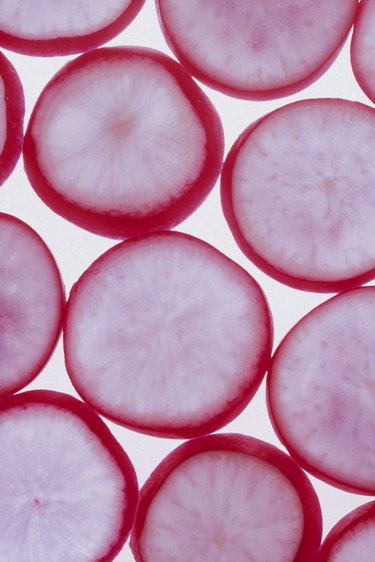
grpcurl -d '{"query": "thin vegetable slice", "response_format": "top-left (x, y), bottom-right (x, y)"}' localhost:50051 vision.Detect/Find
top-left (0, 51), bottom-right (24, 186)
top-left (351, 0), bottom-right (375, 103)
top-left (222, 98), bottom-right (375, 292)
top-left (0, 0), bottom-right (145, 56)
top-left (24, 47), bottom-right (223, 239)
top-left (0, 213), bottom-right (64, 396)
top-left (268, 287), bottom-right (375, 494)
top-left (131, 433), bottom-right (322, 562)
top-left (319, 501), bottom-right (375, 562)
top-left (0, 390), bottom-right (138, 562)
top-left (64, 232), bottom-right (272, 438)
top-left (156, 0), bottom-right (357, 100)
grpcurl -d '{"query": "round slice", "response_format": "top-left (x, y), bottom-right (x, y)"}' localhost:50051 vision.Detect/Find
top-left (351, 0), bottom-right (375, 103)
top-left (0, 213), bottom-right (64, 396)
top-left (0, 0), bottom-right (145, 56)
top-left (24, 47), bottom-right (223, 239)
top-left (131, 433), bottom-right (322, 562)
top-left (319, 502), bottom-right (375, 561)
top-left (268, 287), bottom-right (375, 494)
top-left (156, 0), bottom-right (357, 100)
top-left (0, 390), bottom-right (138, 562)
top-left (64, 231), bottom-right (272, 438)
top-left (0, 51), bottom-right (24, 186)
top-left (222, 98), bottom-right (375, 292)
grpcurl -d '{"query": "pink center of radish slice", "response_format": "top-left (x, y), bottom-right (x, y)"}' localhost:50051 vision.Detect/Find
top-left (139, 450), bottom-right (303, 562)
top-left (328, 515), bottom-right (375, 561)
top-left (0, 77), bottom-right (6, 154)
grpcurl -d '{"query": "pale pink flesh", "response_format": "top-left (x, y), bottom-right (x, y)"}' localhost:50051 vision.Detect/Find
top-left (327, 516), bottom-right (375, 561)
top-left (0, 75), bottom-right (6, 153)
top-left (351, 0), bottom-right (375, 103)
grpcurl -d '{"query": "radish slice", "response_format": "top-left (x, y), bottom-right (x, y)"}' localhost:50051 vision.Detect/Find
top-left (156, 0), bottom-right (357, 100)
top-left (268, 287), bottom-right (375, 494)
top-left (0, 0), bottom-right (145, 56)
top-left (0, 390), bottom-right (138, 562)
top-left (0, 213), bottom-right (64, 396)
top-left (0, 51), bottom-right (24, 187)
top-left (351, 0), bottom-right (375, 103)
top-left (130, 433), bottom-right (322, 562)
top-left (319, 501), bottom-right (375, 561)
top-left (221, 98), bottom-right (375, 292)
top-left (64, 232), bottom-right (272, 438)
top-left (23, 47), bottom-right (223, 239)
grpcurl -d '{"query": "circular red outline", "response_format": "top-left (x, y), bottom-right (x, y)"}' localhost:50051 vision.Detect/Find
top-left (351, 0), bottom-right (375, 104)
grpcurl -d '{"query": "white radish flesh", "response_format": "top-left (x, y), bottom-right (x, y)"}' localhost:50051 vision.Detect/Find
top-left (268, 287), bottom-right (375, 493)
top-left (24, 47), bottom-right (223, 238)
top-left (0, 213), bottom-right (64, 396)
top-left (351, 0), bottom-right (375, 103)
top-left (64, 232), bottom-right (272, 438)
top-left (0, 390), bottom-right (138, 562)
top-left (221, 98), bottom-right (375, 291)
top-left (157, 0), bottom-right (357, 99)
top-left (131, 434), bottom-right (322, 562)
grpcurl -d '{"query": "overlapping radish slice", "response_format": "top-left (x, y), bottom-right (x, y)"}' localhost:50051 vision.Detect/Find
top-left (0, 213), bottom-right (64, 396)
top-left (0, 0), bottom-right (145, 56)
top-left (0, 51), bottom-right (24, 186)
top-left (0, 390), bottom-right (138, 562)
top-left (64, 232), bottom-right (272, 438)
top-left (23, 47), bottom-right (223, 239)
top-left (351, 0), bottom-right (375, 103)
top-left (222, 98), bottom-right (375, 292)
top-left (130, 433), bottom-right (322, 562)
top-left (319, 501), bottom-right (375, 561)
top-left (156, 0), bottom-right (357, 100)
top-left (268, 287), bottom-right (375, 494)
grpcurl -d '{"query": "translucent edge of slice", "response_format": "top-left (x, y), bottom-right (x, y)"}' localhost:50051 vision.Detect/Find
top-left (130, 433), bottom-right (322, 562)
top-left (350, 0), bottom-right (375, 104)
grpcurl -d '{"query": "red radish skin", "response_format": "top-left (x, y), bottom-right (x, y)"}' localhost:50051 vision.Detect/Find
top-left (64, 231), bottom-right (272, 439)
top-left (0, 0), bottom-right (146, 56)
top-left (131, 434), bottom-right (322, 562)
top-left (23, 47), bottom-right (224, 239)
top-left (0, 213), bottom-right (64, 397)
top-left (319, 502), bottom-right (375, 561)
top-left (268, 287), bottom-right (375, 494)
top-left (351, 0), bottom-right (375, 104)
top-left (156, 0), bottom-right (358, 100)
top-left (221, 98), bottom-right (375, 292)
top-left (0, 51), bottom-right (24, 187)
top-left (0, 390), bottom-right (138, 562)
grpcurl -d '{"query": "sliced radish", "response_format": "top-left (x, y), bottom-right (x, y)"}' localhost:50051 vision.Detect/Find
top-left (156, 0), bottom-right (357, 100)
top-left (0, 51), bottom-right (24, 186)
top-left (23, 47), bottom-right (223, 239)
top-left (131, 433), bottom-right (322, 562)
top-left (0, 389), bottom-right (138, 562)
top-left (64, 231), bottom-right (272, 438)
top-left (319, 501), bottom-right (375, 561)
top-left (0, 0), bottom-right (145, 56)
top-left (222, 98), bottom-right (375, 292)
top-left (268, 287), bottom-right (375, 494)
top-left (351, 0), bottom-right (375, 103)
top-left (0, 213), bottom-right (64, 396)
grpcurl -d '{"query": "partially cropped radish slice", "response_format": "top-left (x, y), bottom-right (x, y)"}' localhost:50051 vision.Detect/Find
top-left (64, 232), bottom-right (272, 438)
top-left (0, 213), bottom-right (64, 396)
top-left (0, 390), bottom-right (138, 562)
top-left (0, 51), bottom-right (24, 186)
top-left (268, 287), bottom-right (375, 494)
top-left (351, 0), bottom-right (375, 103)
top-left (0, 0), bottom-right (145, 56)
top-left (131, 433), bottom-right (322, 562)
top-left (320, 502), bottom-right (375, 561)
top-left (222, 98), bottom-right (375, 292)
top-left (156, 0), bottom-right (357, 100)
top-left (24, 47), bottom-right (223, 239)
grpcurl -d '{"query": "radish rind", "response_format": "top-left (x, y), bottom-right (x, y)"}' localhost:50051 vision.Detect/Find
top-left (157, 0), bottom-right (357, 99)
top-left (0, 390), bottom-right (138, 562)
top-left (268, 287), bottom-right (375, 493)
top-left (222, 98), bottom-right (375, 292)
top-left (24, 47), bottom-right (223, 238)
top-left (131, 434), bottom-right (322, 562)
top-left (64, 232), bottom-right (272, 438)
top-left (351, 0), bottom-right (375, 104)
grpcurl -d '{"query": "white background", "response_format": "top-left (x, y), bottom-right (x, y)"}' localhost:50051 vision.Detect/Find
top-left (0, 1), bottom-right (372, 560)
